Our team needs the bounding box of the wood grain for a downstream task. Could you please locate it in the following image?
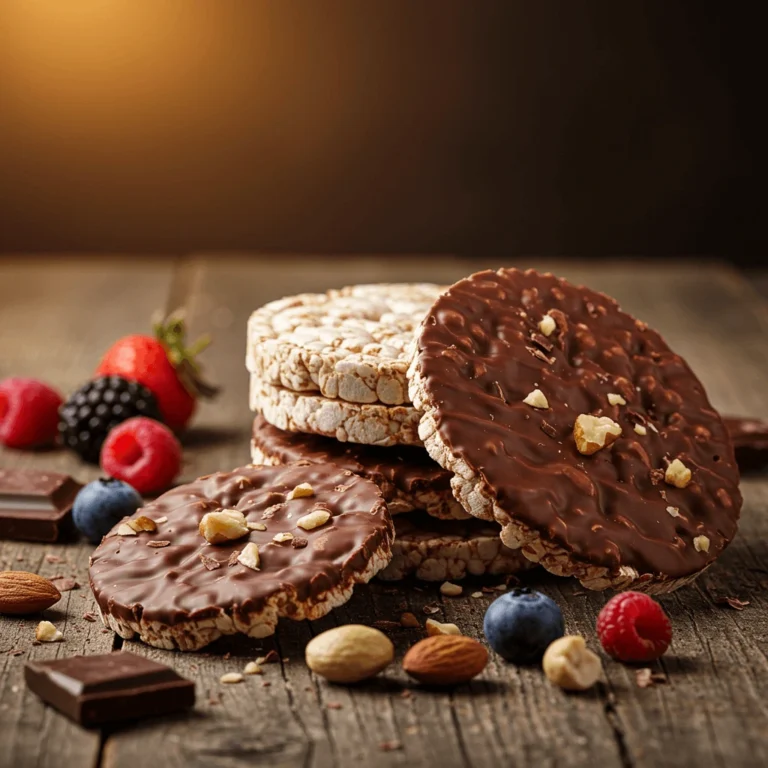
[0,254,177,767]
[2,254,768,768]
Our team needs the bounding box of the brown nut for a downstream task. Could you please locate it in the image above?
[403,635,488,686]
[574,414,622,455]
[542,635,602,691]
[0,571,61,615]
[306,625,394,684]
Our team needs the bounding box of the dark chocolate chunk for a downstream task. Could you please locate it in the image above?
[411,268,742,584]
[24,652,194,727]
[724,416,768,472]
[0,469,80,542]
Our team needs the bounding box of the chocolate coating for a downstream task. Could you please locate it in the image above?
[725,416,768,472]
[252,414,452,505]
[412,268,741,580]
[89,464,392,629]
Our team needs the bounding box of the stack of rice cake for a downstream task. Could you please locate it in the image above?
[246,284,531,582]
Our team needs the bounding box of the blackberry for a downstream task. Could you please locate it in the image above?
[59,376,163,463]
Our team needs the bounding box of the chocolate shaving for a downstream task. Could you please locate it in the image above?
[147,540,171,548]
[326,702,343,710]
[540,421,558,439]
[525,346,555,364]
[422,603,440,615]
[372,620,402,630]
[530,333,554,353]
[261,650,279,664]
[44,554,62,564]
[82,612,98,622]
[379,741,403,752]
[713,595,750,610]
[199,553,222,571]
[493,381,507,404]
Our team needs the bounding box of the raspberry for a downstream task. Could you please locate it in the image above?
[597,591,672,662]
[100,417,182,494]
[0,378,63,449]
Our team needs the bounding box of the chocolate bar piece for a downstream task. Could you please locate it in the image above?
[724,416,768,473]
[25,652,195,727]
[0,468,80,542]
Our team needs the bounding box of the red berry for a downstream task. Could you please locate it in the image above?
[597,591,672,662]
[96,335,195,431]
[100,417,182,494]
[0,378,63,449]
[95,317,218,432]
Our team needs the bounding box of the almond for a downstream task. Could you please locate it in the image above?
[403,635,488,686]
[306,625,394,683]
[0,571,61,615]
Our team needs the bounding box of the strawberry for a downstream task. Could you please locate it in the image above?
[95,315,218,431]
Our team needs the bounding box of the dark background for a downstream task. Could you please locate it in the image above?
[0,1,762,261]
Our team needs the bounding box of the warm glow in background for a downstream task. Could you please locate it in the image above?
[0,1,759,257]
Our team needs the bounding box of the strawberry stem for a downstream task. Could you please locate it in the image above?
[154,313,220,400]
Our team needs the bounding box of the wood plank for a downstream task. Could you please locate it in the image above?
[3,254,768,768]
[0,255,178,767]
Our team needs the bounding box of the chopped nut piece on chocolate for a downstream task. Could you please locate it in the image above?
[423,603,440,615]
[693,535,710,553]
[154,516,168,525]
[127,516,157,533]
[665,459,692,488]
[634,424,648,436]
[256,650,280,665]
[287,483,314,500]
[273,532,294,543]
[292,537,308,549]
[198,509,249,544]
[666,506,680,518]
[471,591,483,599]
[574,414,622,455]
[199,553,222,571]
[244,661,263,675]
[116,523,137,537]
[237,543,261,571]
[35,621,63,643]
[607,393,627,406]
[400,612,420,628]
[523,389,549,409]
[227,550,240,567]
[297,508,331,531]
[440,581,462,597]
[220,672,244,684]
[539,314,556,336]
[146,540,171,548]
[425,618,461,636]
[247,522,267,531]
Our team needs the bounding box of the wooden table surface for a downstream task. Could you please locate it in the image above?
[1,254,767,768]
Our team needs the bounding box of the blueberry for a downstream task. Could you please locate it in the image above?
[73,478,143,543]
[483,588,565,664]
